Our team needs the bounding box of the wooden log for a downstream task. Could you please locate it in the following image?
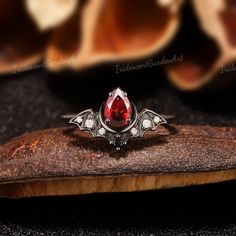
[0,125,235,198]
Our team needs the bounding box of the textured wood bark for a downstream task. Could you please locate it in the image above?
[0,125,235,198]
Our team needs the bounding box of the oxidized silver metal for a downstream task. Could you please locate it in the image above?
[66,88,168,150]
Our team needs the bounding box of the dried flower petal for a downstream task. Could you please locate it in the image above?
[25,0,78,31]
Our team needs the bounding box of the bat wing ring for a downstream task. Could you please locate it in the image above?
[64,88,172,151]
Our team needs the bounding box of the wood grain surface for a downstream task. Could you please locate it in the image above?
[0,125,235,198]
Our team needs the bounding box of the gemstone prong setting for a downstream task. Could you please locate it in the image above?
[68,88,168,150]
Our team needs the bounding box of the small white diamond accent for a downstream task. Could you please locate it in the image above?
[85,119,94,129]
[98,127,106,135]
[130,128,138,136]
[142,119,151,129]
[154,116,160,124]
[76,116,83,124]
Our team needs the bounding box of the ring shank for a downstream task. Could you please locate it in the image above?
[62,114,175,120]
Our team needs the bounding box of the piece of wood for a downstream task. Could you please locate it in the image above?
[0,125,235,198]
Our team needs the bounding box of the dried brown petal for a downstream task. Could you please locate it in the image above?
[25,0,78,31]
[167,0,236,91]
[47,0,182,70]
[0,0,50,74]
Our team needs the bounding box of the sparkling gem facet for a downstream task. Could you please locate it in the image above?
[98,127,106,135]
[142,119,151,129]
[104,88,132,128]
[85,119,94,128]
[76,116,83,124]
[130,127,138,136]
[154,116,160,124]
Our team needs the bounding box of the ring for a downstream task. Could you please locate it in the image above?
[64,88,171,150]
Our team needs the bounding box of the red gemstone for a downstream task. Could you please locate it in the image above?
[104,88,132,128]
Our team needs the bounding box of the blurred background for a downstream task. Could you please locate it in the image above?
[0,0,236,235]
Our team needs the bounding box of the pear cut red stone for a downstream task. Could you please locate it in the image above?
[104,88,132,128]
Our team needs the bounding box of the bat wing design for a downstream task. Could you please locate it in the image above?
[69,109,116,141]
[109,109,167,149]
[134,109,167,137]
[69,108,167,150]
[69,109,98,136]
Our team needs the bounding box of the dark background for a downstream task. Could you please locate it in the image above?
[1,1,236,235]
[0,66,236,235]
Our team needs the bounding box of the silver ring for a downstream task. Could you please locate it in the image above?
[64,88,172,151]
